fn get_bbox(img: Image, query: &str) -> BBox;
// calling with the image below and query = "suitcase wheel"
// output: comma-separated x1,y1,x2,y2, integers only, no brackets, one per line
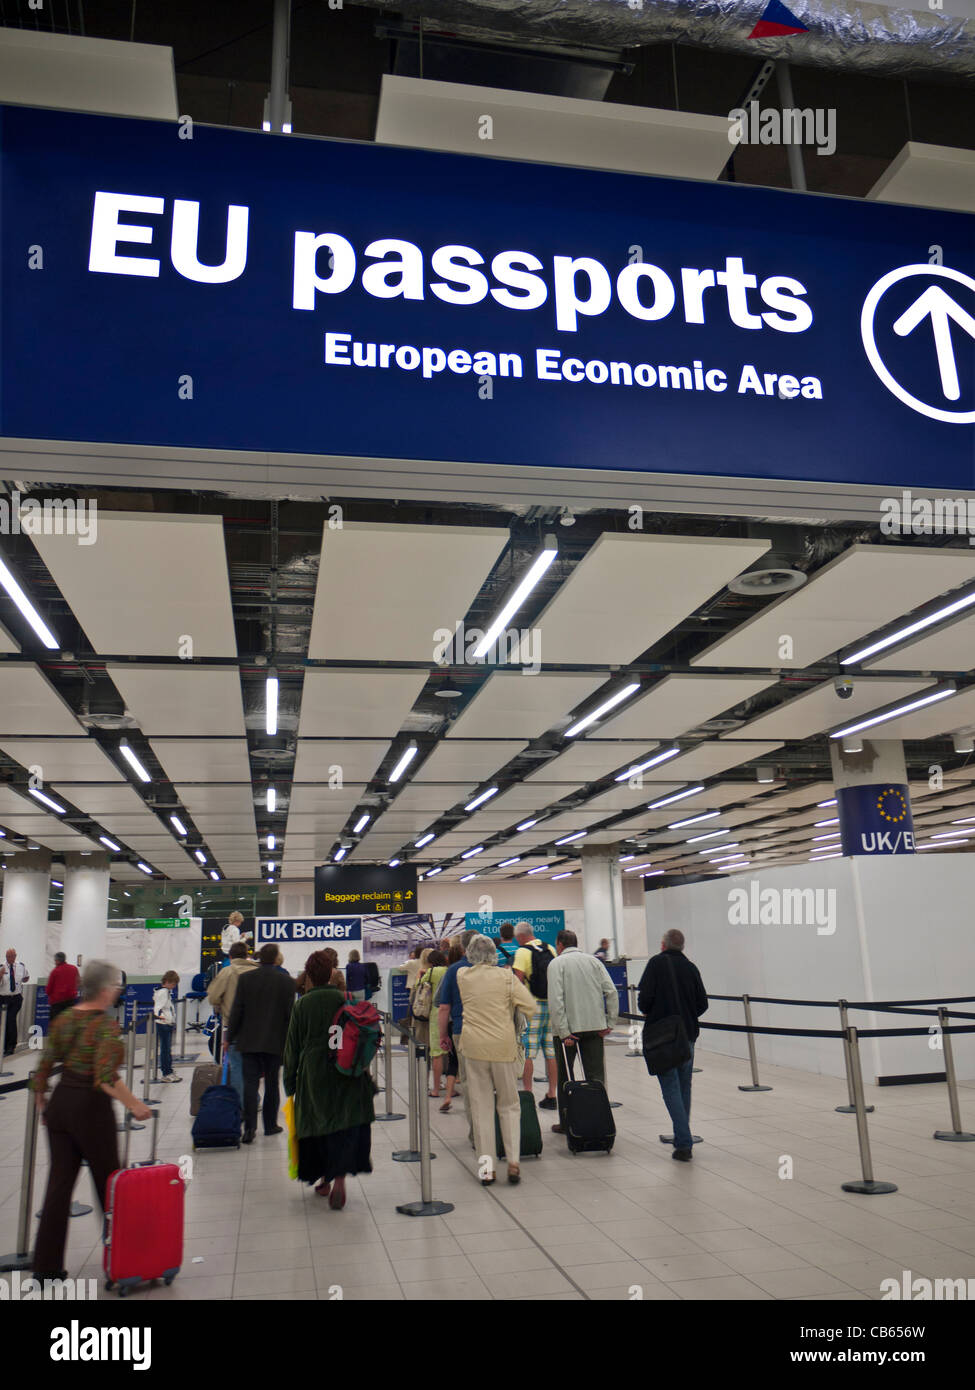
104,1280,114,1291
118,1286,129,1298
164,1274,175,1286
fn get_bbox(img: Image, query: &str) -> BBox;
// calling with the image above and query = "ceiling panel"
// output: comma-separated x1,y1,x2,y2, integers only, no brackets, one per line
381,782,478,813
693,545,975,670
292,740,389,785
32,834,105,851
867,610,975,673
576,782,682,816
0,664,84,736
108,665,246,737
654,741,783,783
149,738,252,783
298,668,429,737
32,512,236,658
849,685,975,741
308,521,508,661
0,618,19,654
414,739,526,784
176,784,256,818
0,737,124,783
593,674,777,739
733,677,931,741
445,672,605,739
467,782,583,817
49,784,153,818
530,533,770,665
525,741,654,784
286,784,367,815
759,781,836,810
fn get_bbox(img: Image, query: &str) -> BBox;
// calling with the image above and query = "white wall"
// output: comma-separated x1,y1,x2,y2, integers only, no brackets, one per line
647,855,975,1083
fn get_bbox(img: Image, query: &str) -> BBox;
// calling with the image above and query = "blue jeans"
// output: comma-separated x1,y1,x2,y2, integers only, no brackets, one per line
157,1023,174,1076
657,1044,695,1150
227,1043,244,1106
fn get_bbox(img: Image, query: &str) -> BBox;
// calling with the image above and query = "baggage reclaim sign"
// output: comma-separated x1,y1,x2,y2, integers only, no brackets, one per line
1,105,973,489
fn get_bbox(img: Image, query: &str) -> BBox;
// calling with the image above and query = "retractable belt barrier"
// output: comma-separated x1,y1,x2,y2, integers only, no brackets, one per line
621,991,975,1192
374,1011,405,1124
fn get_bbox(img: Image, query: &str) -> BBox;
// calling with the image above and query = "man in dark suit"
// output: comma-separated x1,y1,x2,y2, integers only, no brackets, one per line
638,929,708,1163
228,942,297,1143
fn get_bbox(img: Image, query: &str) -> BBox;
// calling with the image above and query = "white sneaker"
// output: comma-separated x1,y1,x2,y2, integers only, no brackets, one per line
163,1073,183,1083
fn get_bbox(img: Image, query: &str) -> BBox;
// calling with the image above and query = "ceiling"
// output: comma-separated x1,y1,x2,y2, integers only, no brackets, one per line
4,494,975,895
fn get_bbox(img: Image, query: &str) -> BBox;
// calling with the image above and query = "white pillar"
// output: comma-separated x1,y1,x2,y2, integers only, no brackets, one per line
580,846,624,955
61,852,111,966
0,848,52,977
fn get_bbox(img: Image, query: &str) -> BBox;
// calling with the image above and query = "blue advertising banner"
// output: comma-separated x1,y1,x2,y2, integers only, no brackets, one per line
1,106,973,489
256,916,362,944
34,985,50,1036
837,783,916,855
122,983,156,1034
391,971,411,1025
464,909,565,947
606,962,629,1019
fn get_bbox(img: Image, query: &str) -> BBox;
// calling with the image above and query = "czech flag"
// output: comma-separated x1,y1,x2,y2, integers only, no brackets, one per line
748,0,809,37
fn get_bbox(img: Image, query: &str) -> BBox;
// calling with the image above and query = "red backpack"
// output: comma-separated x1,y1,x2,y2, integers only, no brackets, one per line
333,1001,382,1077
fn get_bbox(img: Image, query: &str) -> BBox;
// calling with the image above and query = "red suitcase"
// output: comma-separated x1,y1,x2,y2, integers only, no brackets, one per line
103,1110,185,1296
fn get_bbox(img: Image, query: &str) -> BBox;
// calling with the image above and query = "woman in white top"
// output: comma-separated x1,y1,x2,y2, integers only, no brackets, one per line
457,934,536,1187
153,971,183,1083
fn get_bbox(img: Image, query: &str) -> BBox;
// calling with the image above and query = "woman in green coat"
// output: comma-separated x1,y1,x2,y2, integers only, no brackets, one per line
283,950,375,1210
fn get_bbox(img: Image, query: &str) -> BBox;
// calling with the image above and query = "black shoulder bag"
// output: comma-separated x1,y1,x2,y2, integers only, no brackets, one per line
641,955,691,1075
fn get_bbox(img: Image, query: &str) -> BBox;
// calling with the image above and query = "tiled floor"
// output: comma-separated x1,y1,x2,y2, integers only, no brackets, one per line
1,1038,973,1301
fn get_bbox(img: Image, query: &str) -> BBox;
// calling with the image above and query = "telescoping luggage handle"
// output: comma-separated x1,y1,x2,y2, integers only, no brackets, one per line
122,1107,160,1169
559,1036,589,1082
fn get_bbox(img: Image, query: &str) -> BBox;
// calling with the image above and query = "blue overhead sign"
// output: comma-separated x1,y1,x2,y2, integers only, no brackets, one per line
1,104,973,488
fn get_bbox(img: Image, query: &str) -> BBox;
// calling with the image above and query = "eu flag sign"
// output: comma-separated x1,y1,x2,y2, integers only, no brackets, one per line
748,0,809,37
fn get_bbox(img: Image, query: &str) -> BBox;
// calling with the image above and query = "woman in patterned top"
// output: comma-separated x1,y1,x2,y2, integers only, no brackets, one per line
31,959,152,1281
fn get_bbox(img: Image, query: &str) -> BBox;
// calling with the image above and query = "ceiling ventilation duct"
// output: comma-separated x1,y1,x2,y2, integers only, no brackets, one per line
360,0,975,80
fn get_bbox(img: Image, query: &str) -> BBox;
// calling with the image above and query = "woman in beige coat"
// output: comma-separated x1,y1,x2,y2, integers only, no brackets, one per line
457,934,536,1186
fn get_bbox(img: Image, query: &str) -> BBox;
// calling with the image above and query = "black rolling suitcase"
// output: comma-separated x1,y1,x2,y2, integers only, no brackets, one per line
560,1039,615,1154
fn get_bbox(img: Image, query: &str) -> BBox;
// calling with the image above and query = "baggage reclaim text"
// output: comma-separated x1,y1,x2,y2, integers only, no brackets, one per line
323,333,824,398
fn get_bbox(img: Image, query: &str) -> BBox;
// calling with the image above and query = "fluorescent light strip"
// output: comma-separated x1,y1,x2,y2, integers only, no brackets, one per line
461,846,484,859
389,744,418,784
170,815,187,836
831,686,956,740
618,853,635,862
565,682,641,738
817,798,837,808
194,850,207,864
424,866,443,877
0,555,59,648
698,842,740,855
353,814,371,834
267,834,276,850
516,819,539,832
551,871,573,880
555,830,586,845
812,832,841,842
465,787,499,812
266,787,276,812
526,864,551,875
815,818,840,827
120,743,151,784
625,861,654,872
642,869,665,877
388,858,401,868
137,862,154,875
471,543,558,659
51,879,63,888
843,590,975,665
669,811,719,830
28,788,66,814
687,829,730,844
459,872,478,882
932,829,974,839
99,836,121,852
498,856,521,868
333,847,346,862
265,675,279,736
209,869,220,881
614,746,681,782
267,861,276,871
648,785,705,810
414,833,435,848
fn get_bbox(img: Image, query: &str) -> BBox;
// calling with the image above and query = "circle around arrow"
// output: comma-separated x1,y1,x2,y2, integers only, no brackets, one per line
860,263,975,425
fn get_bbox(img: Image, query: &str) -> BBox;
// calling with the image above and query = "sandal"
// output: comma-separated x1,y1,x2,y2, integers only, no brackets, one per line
328,1181,346,1210
507,1164,521,1185
315,1179,331,1197
439,1101,452,1113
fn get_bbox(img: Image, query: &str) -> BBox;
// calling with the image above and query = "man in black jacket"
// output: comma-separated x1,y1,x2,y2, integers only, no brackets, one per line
637,929,708,1163
228,943,297,1143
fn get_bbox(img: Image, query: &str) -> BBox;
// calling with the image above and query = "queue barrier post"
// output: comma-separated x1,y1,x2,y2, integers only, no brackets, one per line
933,1007,975,1143
738,994,772,1093
0,1071,40,1271
118,1020,145,1134
841,1026,897,1195
171,995,192,1065
0,1000,13,1078
836,1000,873,1115
392,1033,432,1163
142,1009,160,1101
374,1012,404,1123
395,1042,453,1218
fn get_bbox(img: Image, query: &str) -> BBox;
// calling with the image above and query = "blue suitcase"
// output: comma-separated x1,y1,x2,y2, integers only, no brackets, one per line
191,1059,241,1149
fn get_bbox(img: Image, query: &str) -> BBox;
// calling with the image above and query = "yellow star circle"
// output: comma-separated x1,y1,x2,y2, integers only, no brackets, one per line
876,787,908,823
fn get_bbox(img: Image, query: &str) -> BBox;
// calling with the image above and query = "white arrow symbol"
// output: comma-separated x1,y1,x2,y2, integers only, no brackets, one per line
892,285,975,402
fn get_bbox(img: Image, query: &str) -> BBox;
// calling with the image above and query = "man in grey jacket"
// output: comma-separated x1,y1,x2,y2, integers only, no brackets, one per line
547,929,619,1135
